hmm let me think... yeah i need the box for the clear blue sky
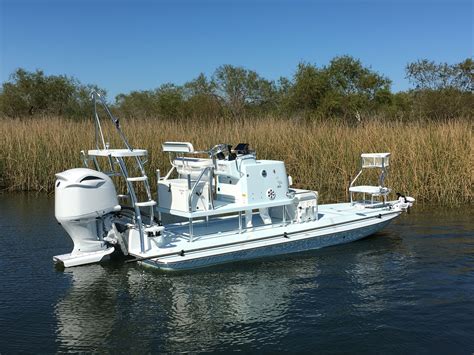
[1,0,472,100]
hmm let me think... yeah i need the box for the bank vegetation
[0,117,471,205]
[0,56,472,204]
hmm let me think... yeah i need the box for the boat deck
[132,202,399,261]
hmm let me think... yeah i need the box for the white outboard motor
[53,168,121,267]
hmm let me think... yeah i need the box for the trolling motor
[394,192,415,212]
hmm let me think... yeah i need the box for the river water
[0,193,473,353]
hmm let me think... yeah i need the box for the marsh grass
[0,116,471,205]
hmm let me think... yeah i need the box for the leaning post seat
[173,157,214,180]
[161,141,214,180]
[349,153,391,205]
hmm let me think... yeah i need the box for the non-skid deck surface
[140,203,393,256]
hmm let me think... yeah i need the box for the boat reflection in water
[53,256,324,352]
[54,265,120,351]
[54,232,415,352]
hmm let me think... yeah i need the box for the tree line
[0,56,472,122]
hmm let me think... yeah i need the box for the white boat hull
[136,207,400,271]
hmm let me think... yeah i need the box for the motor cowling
[55,168,120,220]
[55,168,120,254]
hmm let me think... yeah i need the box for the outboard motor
[53,168,121,267]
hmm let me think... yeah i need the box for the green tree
[184,73,216,97]
[287,56,391,120]
[327,56,391,98]
[212,65,277,117]
[405,58,473,120]
[0,68,105,118]
[183,74,222,118]
[406,58,473,91]
[454,58,474,92]
[286,62,329,113]
[154,83,186,119]
[325,56,391,119]
[115,90,159,119]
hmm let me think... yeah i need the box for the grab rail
[91,91,132,151]
[187,166,214,212]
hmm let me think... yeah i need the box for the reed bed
[0,116,472,205]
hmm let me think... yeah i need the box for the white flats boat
[53,92,414,270]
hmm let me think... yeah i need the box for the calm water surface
[0,193,473,353]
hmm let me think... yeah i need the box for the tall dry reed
[0,116,472,205]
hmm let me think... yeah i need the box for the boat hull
[140,216,396,271]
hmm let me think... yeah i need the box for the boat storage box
[158,179,210,212]
[270,189,318,222]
